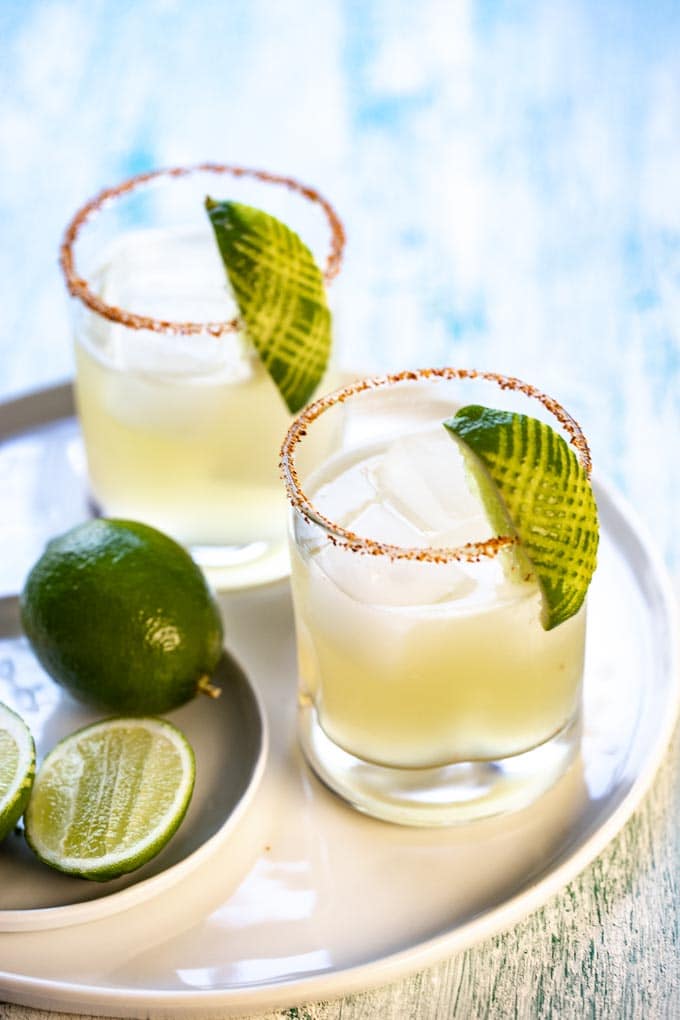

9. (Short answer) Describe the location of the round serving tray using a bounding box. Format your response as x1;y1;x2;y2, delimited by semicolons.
0;385;676;1018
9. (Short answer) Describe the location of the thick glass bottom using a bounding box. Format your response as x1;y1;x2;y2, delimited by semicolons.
189;538;289;590
298;704;582;827
89;496;289;590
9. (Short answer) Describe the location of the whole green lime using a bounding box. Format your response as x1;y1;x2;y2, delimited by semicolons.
20;519;224;714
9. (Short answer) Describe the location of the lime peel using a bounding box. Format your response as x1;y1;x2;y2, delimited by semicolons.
205;198;332;413
444;405;599;630
20;518;224;716
25;717;195;881
0;702;35;842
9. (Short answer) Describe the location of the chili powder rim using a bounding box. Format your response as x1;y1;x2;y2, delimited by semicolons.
60;162;345;337
279;366;592;563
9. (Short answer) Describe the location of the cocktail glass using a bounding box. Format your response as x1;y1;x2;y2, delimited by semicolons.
60;163;344;589
280;368;592;825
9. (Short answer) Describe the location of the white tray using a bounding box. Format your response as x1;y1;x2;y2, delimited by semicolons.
0;385;677;1019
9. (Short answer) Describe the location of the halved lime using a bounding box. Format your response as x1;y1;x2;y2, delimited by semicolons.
25;717;195;881
0;702;35;842
205;198;332;413
444;405;599;630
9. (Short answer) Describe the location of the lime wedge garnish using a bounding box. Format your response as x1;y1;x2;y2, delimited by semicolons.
443;405;599;630
0;702;35;842
25;717;195;881
206;198;331;414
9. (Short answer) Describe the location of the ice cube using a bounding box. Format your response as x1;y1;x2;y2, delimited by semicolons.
312;456;379;527
106;325;252;380
374;429;492;545
307;429;490;607
95;227;251;379
348;501;427;547
313;496;474;608
99;226;234;323
313;539;474;608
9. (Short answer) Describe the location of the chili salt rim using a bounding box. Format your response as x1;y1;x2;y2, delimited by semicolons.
59;162;346;337
279;367;593;563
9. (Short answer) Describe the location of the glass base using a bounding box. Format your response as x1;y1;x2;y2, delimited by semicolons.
88;496;289;590
189;539;290;590
298;704;581;827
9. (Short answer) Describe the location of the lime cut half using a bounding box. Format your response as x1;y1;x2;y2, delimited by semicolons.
25;717;195;881
444;405;599;630
0;702;35;842
205;198;332;414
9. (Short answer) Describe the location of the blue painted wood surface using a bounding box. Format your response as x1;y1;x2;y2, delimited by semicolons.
0;2;679;1016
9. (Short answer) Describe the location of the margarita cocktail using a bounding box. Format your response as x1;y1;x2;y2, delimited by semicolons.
61;165;344;588
281;369;598;825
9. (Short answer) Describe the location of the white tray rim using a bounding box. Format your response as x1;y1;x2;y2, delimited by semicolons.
0;387;677;1017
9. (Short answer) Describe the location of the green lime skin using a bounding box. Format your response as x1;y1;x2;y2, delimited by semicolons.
20;520;224;715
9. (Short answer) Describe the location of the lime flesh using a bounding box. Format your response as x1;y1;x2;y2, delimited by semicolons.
0;702;35;842
20;519;224;714
24;717;195;881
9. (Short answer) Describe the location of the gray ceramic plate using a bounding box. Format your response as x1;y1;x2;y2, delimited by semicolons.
0;592;268;930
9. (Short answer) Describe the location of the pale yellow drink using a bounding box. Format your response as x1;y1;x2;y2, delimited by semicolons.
74;226;335;584
63;164;345;589
290;426;586;770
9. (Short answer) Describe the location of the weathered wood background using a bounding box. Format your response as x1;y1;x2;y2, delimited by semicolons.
1;1;679;1017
